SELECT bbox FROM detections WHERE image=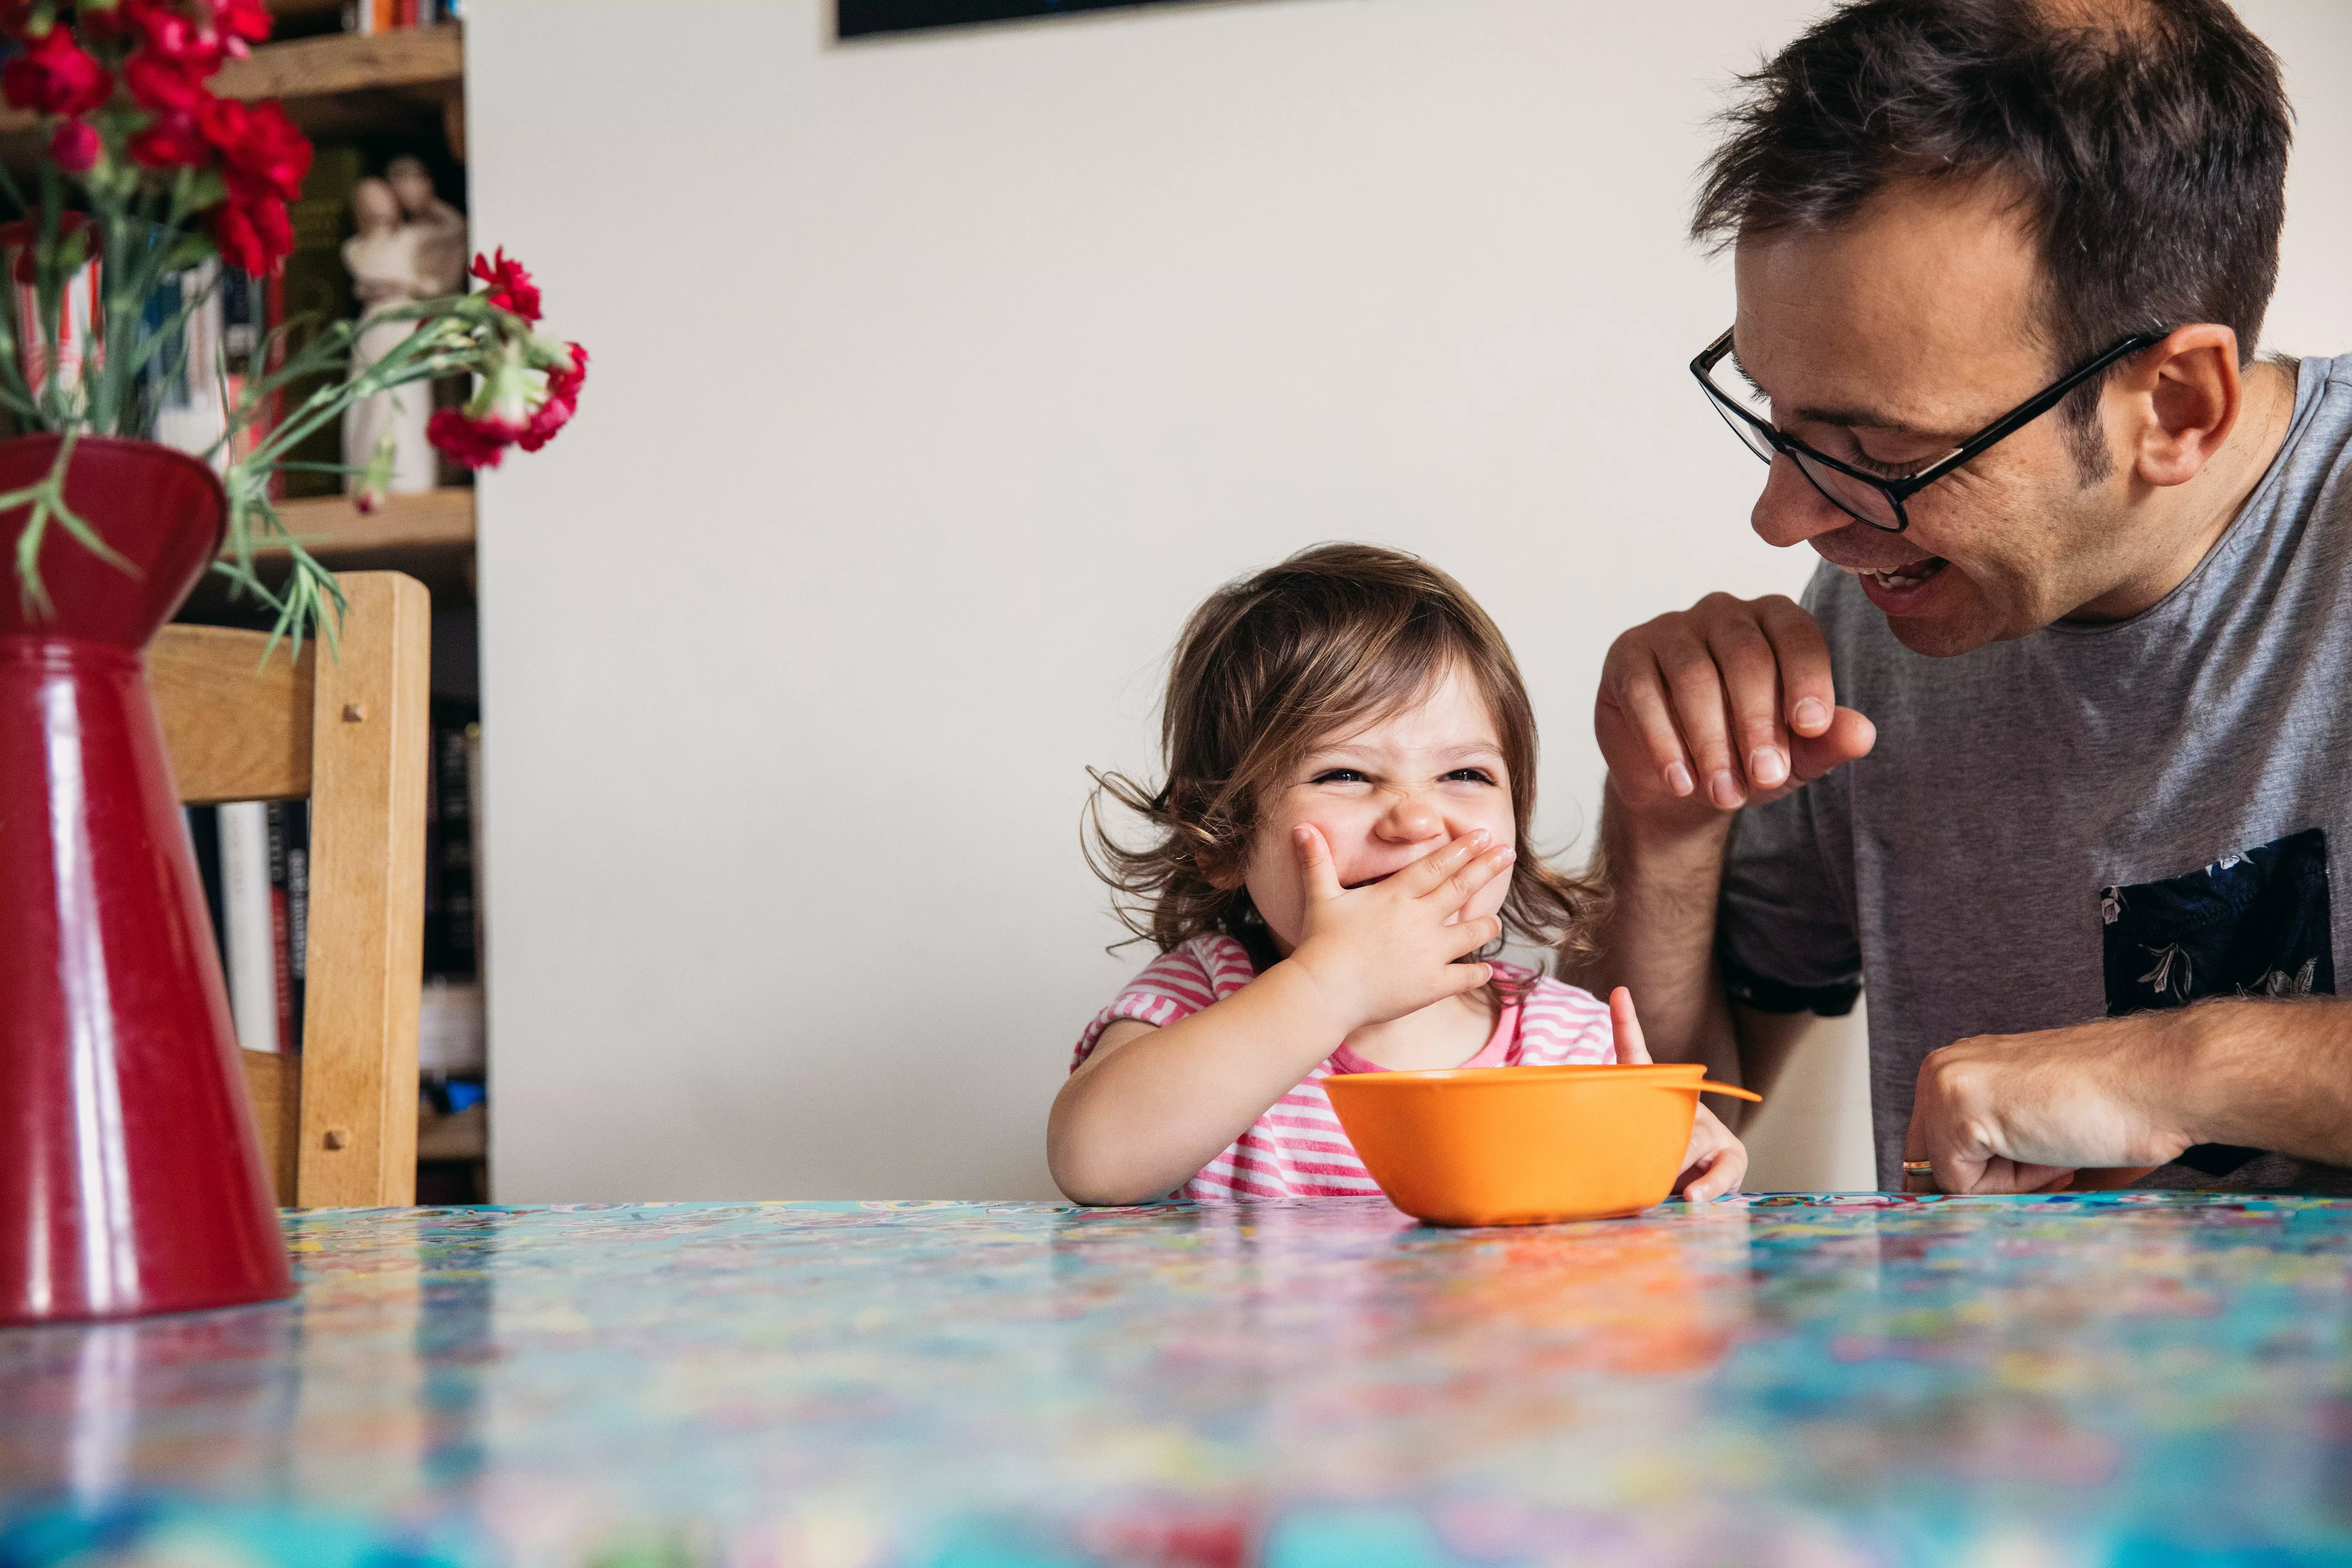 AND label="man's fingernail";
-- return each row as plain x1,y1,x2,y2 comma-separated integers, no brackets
1709,770,1742,809
1793,698,1827,731
1665,762,1694,796
1750,747,1788,787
